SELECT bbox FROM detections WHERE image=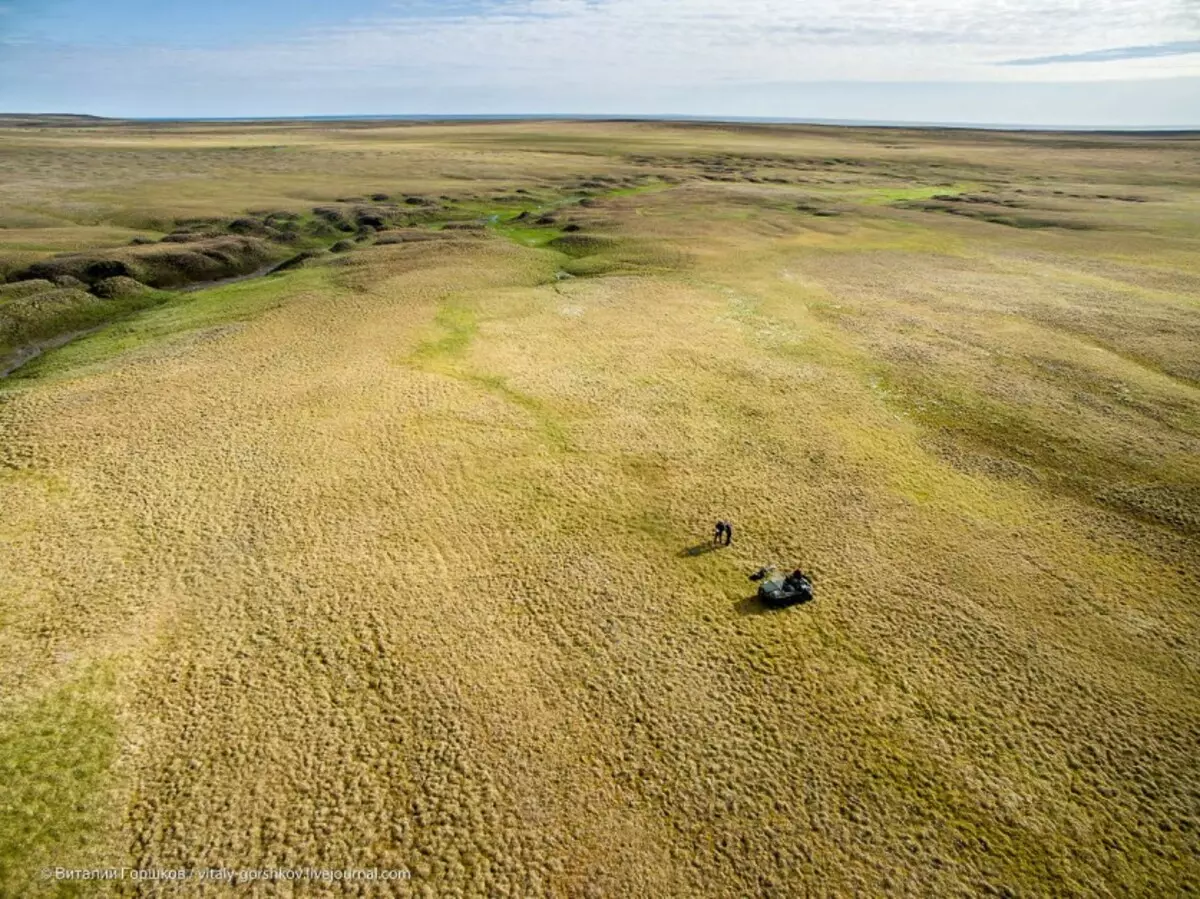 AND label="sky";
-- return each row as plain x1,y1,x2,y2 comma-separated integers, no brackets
1,0,1198,127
